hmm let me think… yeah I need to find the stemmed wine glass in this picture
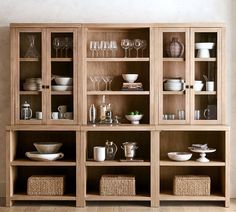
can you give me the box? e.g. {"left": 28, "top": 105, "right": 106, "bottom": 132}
{"left": 89, "top": 76, "right": 96, "bottom": 90}
{"left": 110, "top": 41, "right": 118, "bottom": 57}
{"left": 59, "top": 38, "right": 65, "bottom": 57}
{"left": 53, "top": 37, "right": 60, "bottom": 58}
{"left": 94, "top": 76, "right": 102, "bottom": 90}
{"left": 133, "top": 39, "right": 142, "bottom": 57}
{"left": 89, "top": 41, "right": 95, "bottom": 57}
{"left": 102, "top": 76, "right": 109, "bottom": 90}
{"left": 141, "top": 40, "right": 147, "bottom": 57}
{"left": 121, "top": 39, "right": 130, "bottom": 58}
{"left": 64, "top": 37, "right": 70, "bottom": 57}
{"left": 104, "top": 41, "right": 110, "bottom": 57}
{"left": 107, "top": 76, "right": 114, "bottom": 91}
{"left": 128, "top": 40, "right": 134, "bottom": 57}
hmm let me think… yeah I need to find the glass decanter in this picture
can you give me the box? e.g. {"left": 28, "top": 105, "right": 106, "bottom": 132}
{"left": 105, "top": 140, "right": 117, "bottom": 160}
{"left": 24, "top": 35, "right": 39, "bottom": 58}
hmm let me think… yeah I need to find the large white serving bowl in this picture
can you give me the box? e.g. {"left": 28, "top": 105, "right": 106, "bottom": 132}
{"left": 125, "top": 114, "right": 143, "bottom": 124}
{"left": 195, "top": 42, "right": 214, "bottom": 50}
{"left": 51, "top": 85, "right": 72, "bottom": 91}
{"left": 194, "top": 83, "right": 204, "bottom": 91}
{"left": 26, "top": 151, "right": 64, "bottom": 161}
{"left": 167, "top": 152, "right": 192, "bottom": 161}
{"left": 34, "top": 142, "right": 63, "bottom": 154}
{"left": 55, "top": 77, "right": 72, "bottom": 86}
{"left": 122, "top": 74, "right": 138, "bottom": 83}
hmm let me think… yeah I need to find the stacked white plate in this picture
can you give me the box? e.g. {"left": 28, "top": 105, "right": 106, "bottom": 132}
{"left": 23, "top": 78, "right": 42, "bottom": 91}
{"left": 164, "top": 79, "right": 183, "bottom": 91}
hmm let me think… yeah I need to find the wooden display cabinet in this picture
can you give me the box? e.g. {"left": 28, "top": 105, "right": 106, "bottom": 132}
{"left": 7, "top": 23, "right": 229, "bottom": 208}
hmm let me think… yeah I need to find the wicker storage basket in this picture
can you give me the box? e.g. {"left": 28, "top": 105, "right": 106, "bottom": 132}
{"left": 27, "top": 175, "right": 65, "bottom": 196}
{"left": 173, "top": 175, "right": 210, "bottom": 196}
{"left": 100, "top": 175, "right": 136, "bottom": 196}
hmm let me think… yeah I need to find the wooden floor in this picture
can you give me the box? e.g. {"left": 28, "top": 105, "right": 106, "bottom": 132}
{"left": 0, "top": 199, "right": 236, "bottom": 212}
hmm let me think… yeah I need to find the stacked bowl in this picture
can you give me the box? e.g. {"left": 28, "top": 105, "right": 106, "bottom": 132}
{"left": 23, "top": 78, "right": 42, "bottom": 91}
{"left": 52, "top": 77, "right": 73, "bottom": 91}
{"left": 164, "top": 79, "right": 183, "bottom": 91}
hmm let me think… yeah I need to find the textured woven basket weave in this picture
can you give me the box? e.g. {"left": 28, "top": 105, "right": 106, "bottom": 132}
{"left": 173, "top": 175, "right": 210, "bottom": 196}
{"left": 100, "top": 175, "right": 136, "bottom": 196}
{"left": 27, "top": 175, "right": 65, "bottom": 196}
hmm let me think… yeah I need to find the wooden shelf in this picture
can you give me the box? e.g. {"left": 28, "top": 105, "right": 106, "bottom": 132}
{"left": 20, "top": 58, "right": 39, "bottom": 62}
{"left": 160, "top": 192, "right": 225, "bottom": 201}
{"left": 86, "top": 160, "right": 150, "bottom": 166}
{"left": 163, "top": 58, "right": 185, "bottom": 62}
{"left": 51, "top": 58, "right": 73, "bottom": 62}
{"left": 194, "top": 58, "right": 216, "bottom": 62}
{"left": 11, "top": 159, "right": 76, "bottom": 166}
{"left": 11, "top": 193, "right": 76, "bottom": 201}
{"left": 51, "top": 91, "right": 73, "bottom": 95}
{"left": 85, "top": 58, "right": 150, "bottom": 62}
{"left": 195, "top": 91, "right": 217, "bottom": 95}
{"left": 163, "top": 91, "right": 185, "bottom": 95}
{"left": 87, "top": 91, "right": 150, "bottom": 95}
{"left": 160, "top": 160, "right": 225, "bottom": 167}
{"left": 86, "top": 193, "right": 150, "bottom": 201}
{"left": 20, "top": 91, "right": 41, "bottom": 95}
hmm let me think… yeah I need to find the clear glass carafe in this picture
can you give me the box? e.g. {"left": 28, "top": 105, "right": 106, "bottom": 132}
{"left": 105, "top": 140, "right": 117, "bottom": 160}
{"left": 24, "top": 35, "right": 39, "bottom": 58}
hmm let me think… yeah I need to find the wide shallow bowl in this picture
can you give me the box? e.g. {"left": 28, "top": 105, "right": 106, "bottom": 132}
{"left": 122, "top": 74, "right": 138, "bottom": 83}
{"left": 195, "top": 42, "right": 214, "bottom": 50}
{"left": 33, "top": 142, "right": 63, "bottom": 154}
{"left": 164, "top": 82, "right": 182, "bottom": 91}
{"left": 25, "top": 151, "right": 64, "bottom": 161}
{"left": 51, "top": 85, "right": 72, "bottom": 91}
{"left": 125, "top": 114, "right": 143, "bottom": 124}
{"left": 167, "top": 152, "right": 192, "bottom": 161}
{"left": 194, "top": 83, "right": 204, "bottom": 91}
{"left": 55, "top": 77, "right": 72, "bottom": 86}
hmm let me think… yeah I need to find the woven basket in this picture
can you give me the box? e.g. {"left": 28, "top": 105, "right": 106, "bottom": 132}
{"left": 100, "top": 175, "right": 135, "bottom": 196}
{"left": 27, "top": 175, "right": 65, "bottom": 196}
{"left": 173, "top": 175, "right": 210, "bottom": 196}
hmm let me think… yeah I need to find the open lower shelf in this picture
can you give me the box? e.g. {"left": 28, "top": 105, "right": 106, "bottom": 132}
{"left": 86, "top": 193, "right": 150, "bottom": 201}
{"left": 11, "top": 193, "right": 76, "bottom": 201}
{"left": 160, "top": 191, "right": 225, "bottom": 201}
{"left": 86, "top": 160, "right": 150, "bottom": 167}
{"left": 11, "top": 159, "right": 76, "bottom": 166}
{"left": 160, "top": 160, "right": 225, "bottom": 166}
{"left": 87, "top": 91, "right": 150, "bottom": 95}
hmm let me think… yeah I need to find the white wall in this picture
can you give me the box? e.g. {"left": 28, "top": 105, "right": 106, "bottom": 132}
{"left": 0, "top": 0, "right": 234, "bottom": 197}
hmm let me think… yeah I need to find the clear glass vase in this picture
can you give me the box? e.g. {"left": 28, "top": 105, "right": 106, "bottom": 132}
{"left": 24, "top": 35, "right": 39, "bottom": 58}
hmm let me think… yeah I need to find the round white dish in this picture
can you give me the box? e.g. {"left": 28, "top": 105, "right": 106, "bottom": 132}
{"left": 33, "top": 142, "right": 63, "bottom": 154}
{"left": 167, "top": 152, "right": 192, "bottom": 161}
{"left": 55, "top": 77, "right": 73, "bottom": 86}
{"left": 122, "top": 74, "right": 138, "bottom": 83}
{"left": 164, "top": 82, "right": 182, "bottom": 91}
{"left": 125, "top": 114, "right": 143, "bottom": 124}
{"left": 51, "top": 85, "right": 72, "bottom": 91}
{"left": 25, "top": 151, "right": 64, "bottom": 161}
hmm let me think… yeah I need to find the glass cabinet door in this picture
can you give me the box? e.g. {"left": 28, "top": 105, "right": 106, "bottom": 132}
{"left": 190, "top": 28, "right": 222, "bottom": 124}
{"left": 15, "top": 28, "right": 46, "bottom": 124}
{"left": 46, "top": 28, "right": 78, "bottom": 124}
{"left": 158, "top": 28, "right": 190, "bottom": 124}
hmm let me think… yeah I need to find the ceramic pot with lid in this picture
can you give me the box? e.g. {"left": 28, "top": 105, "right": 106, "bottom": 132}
{"left": 121, "top": 142, "right": 138, "bottom": 160}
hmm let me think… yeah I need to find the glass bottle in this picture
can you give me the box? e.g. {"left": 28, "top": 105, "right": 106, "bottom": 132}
{"left": 24, "top": 35, "right": 39, "bottom": 58}
{"left": 89, "top": 104, "right": 96, "bottom": 124}
{"left": 99, "top": 95, "right": 107, "bottom": 123}
{"left": 105, "top": 140, "right": 117, "bottom": 160}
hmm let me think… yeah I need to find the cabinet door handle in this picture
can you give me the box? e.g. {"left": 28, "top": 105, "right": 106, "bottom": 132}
{"left": 190, "top": 85, "right": 194, "bottom": 89}
{"left": 42, "top": 85, "right": 45, "bottom": 89}
{"left": 186, "top": 85, "right": 189, "bottom": 89}
{"left": 46, "top": 85, "right": 50, "bottom": 89}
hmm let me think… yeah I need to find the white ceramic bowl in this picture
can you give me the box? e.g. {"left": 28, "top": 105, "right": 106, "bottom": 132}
{"left": 125, "top": 114, "right": 143, "bottom": 124}
{"left": 51, "top": 85, "right": 72, "bottom": 91}
{"left": 164, "top": 82, "right": 182, "bottom": 91}
{"left": 166, "top": 79, "right": 181, "bottom": 83}
{"left": 122, "top": 74, "right": 138, "bottom": 83}
{"left": 34, "top": 142, "right": 63, "bottom": 154}
{"left": 194, "top": 83, "right": 204, "bottom": 91}
{"left": 26, "top": 151, "right": 64, "bottom": 161}
{"left": 55, "top": 77, "right": 73, "bottom": 86}
{"left": 167, "top": 152, "right": 192, "bottom": 161}
{"left": 195, "top": 42, "right": 214, "bottom": 50}
{"left": 195, "top": 80, "right": 203, "bottom": 84}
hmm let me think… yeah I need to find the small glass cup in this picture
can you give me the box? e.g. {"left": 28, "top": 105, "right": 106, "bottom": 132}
{"left": 195, "top": 110, "right": 201, "bottom": 120}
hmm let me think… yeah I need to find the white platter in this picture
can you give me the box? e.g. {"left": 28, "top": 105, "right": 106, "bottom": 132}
{"left": 25, "top": 151, "right": 64, "bottom": 161}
